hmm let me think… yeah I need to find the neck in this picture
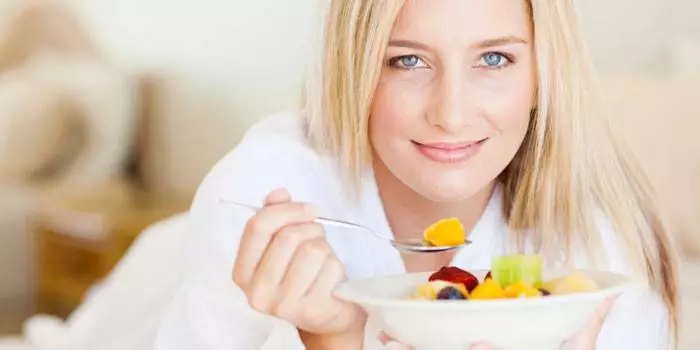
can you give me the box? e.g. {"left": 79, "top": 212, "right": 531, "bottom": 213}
{"left": 373, "top": 159, "right": 495, "bottom": 242}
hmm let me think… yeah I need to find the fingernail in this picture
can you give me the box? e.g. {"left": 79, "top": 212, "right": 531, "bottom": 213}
{"left": 264, "top": 188, "right": 289, "bottom": 205}
{"left": 377, "top": 331, "right": 390, "bottom": 344}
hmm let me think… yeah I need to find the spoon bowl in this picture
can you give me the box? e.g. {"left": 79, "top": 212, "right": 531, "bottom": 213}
{"left": 219, "top": 199, "right": 470, "bottom": 254}
{"left": 390, "top": 238, "right": 467, "bottom": 254}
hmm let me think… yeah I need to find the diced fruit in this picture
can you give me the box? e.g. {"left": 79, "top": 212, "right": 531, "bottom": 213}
{"left": 415, "top": 280, "right": 468, "bottom": 300}
{"left": 503, "top": 282, "right": 542, "bottom": 298}
{"left": 423, "top": 218, "right": 465, "bottom": 246}
{"left": 409, "top": 255, "right": 602, "bottom": 302}
{"left": 469, "top": 278, "right": 504, "bottom": 300}
{"left": 429, "top": 266, "right": 479, "bottom": 293}
{"left": 491, "top": 254, "right": 543, "bottom": 289}
{"left": 436, "top": 286, "right": 467, "bottom": 300}
{"left": 541, "top": 272, "right": 599, "bottom": 295}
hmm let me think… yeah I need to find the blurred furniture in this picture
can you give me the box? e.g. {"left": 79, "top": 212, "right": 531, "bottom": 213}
{"left": 34, "top": 189, "right": 186, "bottom": 318}
{"left": 0, "top": 213, "right": 189, "bottom": 350}
{"left": 0, "top": 0, "right": 138, "bottom": 314}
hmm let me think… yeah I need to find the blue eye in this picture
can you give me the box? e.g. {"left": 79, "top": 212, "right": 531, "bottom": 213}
{"left": 479, "top": 53, "right": 511, "bottom": 68}
{"left": 390, "top": 55, "right": 428, "bottom": 70}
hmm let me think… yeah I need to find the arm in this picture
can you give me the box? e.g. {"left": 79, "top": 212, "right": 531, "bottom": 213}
{"left": 154, "top": 172, "right": 279, "bottom": 349}
{"left": 154, "top": 128, "right": 317, "bottom": 350}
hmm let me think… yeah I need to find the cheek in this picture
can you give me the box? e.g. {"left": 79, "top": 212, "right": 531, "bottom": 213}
{"left": 369, "top": 76, "right": 431, "bottom": 146}
{"left": 470, "top": 70, "right": 535, "bottom": 173}
{"left": 478, "top": 71, "right": 535, "bottom": 137}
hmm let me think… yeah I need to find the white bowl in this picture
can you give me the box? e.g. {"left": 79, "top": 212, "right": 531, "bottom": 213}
{"left": 336, "top": 269, "right": 632, "bottom": 350}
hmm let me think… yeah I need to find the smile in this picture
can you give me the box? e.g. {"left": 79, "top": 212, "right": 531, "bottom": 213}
{"left": 412, "top": 138, "right": 488, "bottom": 164}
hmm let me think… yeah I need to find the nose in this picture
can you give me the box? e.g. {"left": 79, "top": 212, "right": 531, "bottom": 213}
{"left": 426, "top": 70, "right": 471, "bottom": 134}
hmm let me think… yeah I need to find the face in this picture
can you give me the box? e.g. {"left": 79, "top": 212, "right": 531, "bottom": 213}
{"left": 370, "top": 0, "right": 536, "bottom": 202}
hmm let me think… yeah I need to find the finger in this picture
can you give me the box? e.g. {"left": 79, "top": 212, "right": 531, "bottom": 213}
{"left": 278, "top": 234, "right": 330, "bottom": 301}
{"left": 305, "top": 256, "right": 357, "bottom": 331}
{"left": 306, "top": 255, "right": 346, "bottom": 301}
{"left": 584, "top": 295, "right": 619, "bottom": 335}
{"left": 273, "top": 237, "right": 329, "bottom": 320}
{"left": 378, "top": 332, "right": 391, "bottom": 345}
{"left": 246, "top": 224, "right": 324, "bottom": 313}
{"left": 264, "top": 188, "right": 291, "bottom": 206}
{"left": 233, "top": 202, "right": 316, "bottom": 289}
{"left": 563, "top": 295, "right": 619, "bottom": 349}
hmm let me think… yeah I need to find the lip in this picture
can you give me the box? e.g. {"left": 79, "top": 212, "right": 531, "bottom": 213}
{"left": 413, "top": 138, "right": 488, "bottom": 164}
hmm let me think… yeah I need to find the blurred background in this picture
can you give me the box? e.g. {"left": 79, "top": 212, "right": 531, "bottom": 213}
{"left": 0, "top": 0, "right": 698, "bottom": 349}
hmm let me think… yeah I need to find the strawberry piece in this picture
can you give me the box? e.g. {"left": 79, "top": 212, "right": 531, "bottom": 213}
{"left": 429, "top": 266, "right": 479, "bottom": 293}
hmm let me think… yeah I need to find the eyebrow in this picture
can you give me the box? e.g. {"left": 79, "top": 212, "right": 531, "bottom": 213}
{"left": 388, "top": 36, "right": 528, "bottom": 51}
{"left": 387, "top": 39, "right": 431, "bottom": 51}
{"left": 473, "top": 36, "right": 528, "bottom": 49}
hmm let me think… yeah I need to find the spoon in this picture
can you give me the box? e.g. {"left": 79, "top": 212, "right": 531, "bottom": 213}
{"left": 219, "top": 199, "right": 470, "bottom": 254}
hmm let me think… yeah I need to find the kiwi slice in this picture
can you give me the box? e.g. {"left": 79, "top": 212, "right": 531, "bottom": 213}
{"left": 491, "top": 254, "right": 543, "bottom": 289}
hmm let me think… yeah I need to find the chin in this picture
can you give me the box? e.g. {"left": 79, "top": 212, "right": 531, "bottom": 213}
{"left": 408, "top": 175, "right": 487, "bottom": 203}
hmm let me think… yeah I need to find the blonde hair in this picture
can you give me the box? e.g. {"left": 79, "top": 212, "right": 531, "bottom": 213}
{"left": 304, "top": 0, "right": 680, "bottom": 345}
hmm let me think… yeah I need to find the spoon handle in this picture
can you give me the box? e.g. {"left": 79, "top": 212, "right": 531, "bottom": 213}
{"left": 219, "top": 199, "right": 385, "bottom": 240}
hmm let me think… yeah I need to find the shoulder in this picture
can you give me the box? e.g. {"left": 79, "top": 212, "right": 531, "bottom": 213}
{"left": 563, "top": 212, "right": 630, "bottom": 275}
{"left": 179, "top": 111, "right": 344, "bottom": 267}
{"left": 217, "top": 111, "right": 316, "bottom": 175}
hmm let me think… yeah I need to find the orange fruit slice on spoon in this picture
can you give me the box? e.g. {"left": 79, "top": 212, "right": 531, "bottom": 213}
{"left": 423, "top": 218, "right": 465, "bottom": 246}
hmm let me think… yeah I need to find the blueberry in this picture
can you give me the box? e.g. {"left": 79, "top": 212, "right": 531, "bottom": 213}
{"left": 436, "top": 286, "right": 466, "bottom": 300}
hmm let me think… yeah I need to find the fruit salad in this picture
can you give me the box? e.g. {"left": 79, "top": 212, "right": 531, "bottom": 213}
{"left": 423, "top": 218, "right": 465, "bottom": 246}
{"left": 411, "top": 254, "right": 600, "bottom": 301}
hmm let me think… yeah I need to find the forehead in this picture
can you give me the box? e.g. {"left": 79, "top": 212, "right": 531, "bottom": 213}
{"left": 391, "top": 0, "right": 532, "bottom": 41}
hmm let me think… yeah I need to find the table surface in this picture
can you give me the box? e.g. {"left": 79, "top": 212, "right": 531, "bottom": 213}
{"left": 33, "top": 190, "right": 189, "bottom": 318}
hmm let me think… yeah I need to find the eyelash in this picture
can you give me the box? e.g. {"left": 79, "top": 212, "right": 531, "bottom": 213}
{"left": 388, "top": 55, "right": 428, "bottom": 70}
{"left": 477, "top": 52, "right": 515, "bottom": 70}
{"left": 387, "top": 52, "right": 515, "bottom": 71}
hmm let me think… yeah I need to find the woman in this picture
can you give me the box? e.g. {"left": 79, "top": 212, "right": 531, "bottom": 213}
{"left": 155, "top": 0, "right": 679, "bottom": 349}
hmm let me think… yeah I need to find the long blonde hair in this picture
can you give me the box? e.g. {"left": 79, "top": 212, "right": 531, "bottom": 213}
{"left": 304, "top": 0, "right": 680, "bottom": 344}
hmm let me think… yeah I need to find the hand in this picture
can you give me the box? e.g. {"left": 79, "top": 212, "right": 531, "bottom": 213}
{"left": 233, "top": 188, "right": 366, "bottom": 345}
{"left": 559, "top": 295, "right": 618, "bottom": 350}
{"left": 378, "top": 295, "right": 619, "bottom": 350}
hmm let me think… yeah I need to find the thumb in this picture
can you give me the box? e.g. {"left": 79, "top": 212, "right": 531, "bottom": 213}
{"left": 584, "top": 295, "right": 619, "bottom": 335}
{"left": 563, "top": 295, "right": 619, "bottom": 349}
{"left": 263, "top": 187, "right": 291, "bottom": 206}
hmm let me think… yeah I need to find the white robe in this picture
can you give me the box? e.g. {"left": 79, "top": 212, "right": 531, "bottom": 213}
{"left": 155, "top": 112, "right": 670, "bottom": 350}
